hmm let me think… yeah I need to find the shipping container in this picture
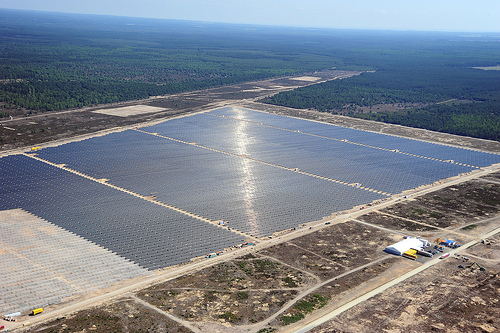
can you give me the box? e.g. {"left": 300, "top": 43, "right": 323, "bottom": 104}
{"left": 31, "top": 308, "right": 43, "bottom": 315}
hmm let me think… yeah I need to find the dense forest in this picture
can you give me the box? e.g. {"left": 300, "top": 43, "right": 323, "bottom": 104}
{"left": 0, "top": 10, "right": 344, "bottom": 112}
{"left": 261, "top": 39, "right": 500, "bottom": 141}
{"left": 2, "top": 10, "right": 500, "bottom": 141}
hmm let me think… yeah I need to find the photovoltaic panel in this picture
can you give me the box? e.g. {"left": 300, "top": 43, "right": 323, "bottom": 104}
{"left": 0, "top": 154, "right": 246, "bottom": 269}
{"left": 32, "top": 130, "right": 388, "bottom": 237}
{"left": 144, "top": 112, "right": 475, "bottom": 194}
{"left": 208, "top": 107, "right": 500, "bottom": 167}
{"left": 9, "top": 108, "right": 498, "bottom": 262}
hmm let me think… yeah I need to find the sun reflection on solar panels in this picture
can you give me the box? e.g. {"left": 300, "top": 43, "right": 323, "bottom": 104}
{"left": 233, "top": 109, "right": 260, "bottom": 236}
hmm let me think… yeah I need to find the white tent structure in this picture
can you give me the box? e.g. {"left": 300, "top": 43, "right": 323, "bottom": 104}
{"left": 384, "top": 237, "right": 425, "bottom": 256}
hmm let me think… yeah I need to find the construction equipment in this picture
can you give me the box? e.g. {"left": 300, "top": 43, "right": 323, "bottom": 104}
{"left": 467, "top": 262, "right": 486, "bottom": 271}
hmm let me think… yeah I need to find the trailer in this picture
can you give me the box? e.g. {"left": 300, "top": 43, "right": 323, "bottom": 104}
{"left": 31, "top": 308, "right": 43, "bottom": 315}
{"left": 403, "top": 249, "right": 418, "bottom": 260}
{"left": 416, "top": 249, "right": 433, "bottom": 257}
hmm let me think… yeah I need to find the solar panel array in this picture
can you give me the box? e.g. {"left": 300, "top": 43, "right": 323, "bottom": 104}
{"left": 0, "top": 209, "right": 148, "bottom": 314}
{"left": 32, "top": 130, "right": 386, "bottom": 237}
{"left": 143, "top": 111, "right": 477, "bottom": 194}
{"left": 3, "top": 106, "right": 499, "bottom": 271}
{"left": 0, "top": 155, "right": 246, "bottom": 270}
{"left": 208, "top": 107, "right": 500, "bottom": 168}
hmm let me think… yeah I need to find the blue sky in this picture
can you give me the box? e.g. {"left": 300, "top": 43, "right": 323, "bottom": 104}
{"left": 1, "top": 0, "right": 499, "bottom": 32}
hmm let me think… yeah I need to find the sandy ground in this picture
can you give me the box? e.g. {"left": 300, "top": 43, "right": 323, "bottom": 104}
{"left": 289, "top": 77, "right": 322, "bottom": 82}
{"left": 92, "top": 105, "right": 166, "bottom": 117}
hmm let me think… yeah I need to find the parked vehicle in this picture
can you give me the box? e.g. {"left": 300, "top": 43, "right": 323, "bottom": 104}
{"left": 31, "top": 308, "right": 43, "bottom": 315}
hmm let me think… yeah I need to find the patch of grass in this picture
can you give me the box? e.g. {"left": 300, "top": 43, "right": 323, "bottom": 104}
{"left": 241, "top": 253, "right": 256, "bottom": 259}
{"left": 281, "top": 312, "right": 304, "bottom": 325}
{"left": 281, "top": 294, "right": 329, "bottom": 325}
{"left": 430, "top": 211, "right": 444, "bottom": 218}
{"left": 204, "top": 291, "right": 217, "bottom": 302}
{"left": 295, "top": 294, "right": 328, "bottom": 313}
{"left": 282, "top": 277, "right": 298, "bottom": 288}
{"left": 237, "top": 291, "right": 249, "bottom": 300}
{"left": 412, "top": 208, "right": 425, "bottom": 215}
{"left": 219, "top": 312, "right": 239, "bottom": 323}
{"left": 254, "top": 259, "right": 276, "bottom": 272}
{"left": 462, "top": 224, "right": 477, "bottom": 230}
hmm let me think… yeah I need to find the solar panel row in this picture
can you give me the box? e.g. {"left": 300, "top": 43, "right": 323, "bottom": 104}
{"left": 208, "top": 107, "right": 500, "bottom": 168}
{"left": 4, "top": 106, "right": 499, "bottom": 270}
{"left": 0, "top": 209, "right": 148, "bottom": 314}
{"left": 32, "top": 130, "right": 387, "bottom": 237}
{"left": 142, "top": 111, "right": 476, "bottom": 194}
{"left": 0, "top": 155, "right": 246, "bottom": 269}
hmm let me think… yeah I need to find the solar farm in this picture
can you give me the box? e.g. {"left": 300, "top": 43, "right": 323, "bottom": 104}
{"left": 2, "top": 106, "right": 500, "bottom": 317}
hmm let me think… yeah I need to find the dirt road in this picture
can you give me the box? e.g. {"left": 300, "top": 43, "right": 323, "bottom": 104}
{"left": 289, "top": 225, "right": 500, "bottom": 333}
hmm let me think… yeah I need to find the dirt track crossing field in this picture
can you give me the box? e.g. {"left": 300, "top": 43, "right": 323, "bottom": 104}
{"left": 3, "top": 70, "right": 500, "bottom": 333}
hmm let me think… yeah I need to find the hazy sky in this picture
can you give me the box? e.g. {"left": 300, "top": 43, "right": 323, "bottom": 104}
{"left": 1, "top": 0, "right": 499, "bottom": 32}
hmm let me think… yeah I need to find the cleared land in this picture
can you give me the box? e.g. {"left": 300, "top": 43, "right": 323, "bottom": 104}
{"left": 92, "top": 105, "right": 166, "bottom": 117}
{"left": 18, "top": 176, "right": 500, "bottom": 333}
{"left": 289, "top": 77, "right": 322, "bottom": 82}
{"left": 311, "top": 255, "right": 499, "bottom": 333}
{"left": 473, "top": 65, "right": 500, "bottom": 71}
{"left": 0, "top": 69, "right": 353, "bottom": 151}
{"left": 2, "top": 73, "right": 500, "bottom": 333}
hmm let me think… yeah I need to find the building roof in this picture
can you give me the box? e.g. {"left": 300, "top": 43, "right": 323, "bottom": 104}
{"left": 384, "top": 238, "right": 424, "bottom": 256}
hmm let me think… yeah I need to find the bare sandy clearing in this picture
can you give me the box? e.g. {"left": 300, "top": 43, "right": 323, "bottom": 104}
{"left": 92, "top": 105, "right": 166, "bottom": 117}
{"left": 289, "top": 76, "right": 321, "bottom": 82}
{"left": 473, "top": 65, "right": 500, "bottom": 71}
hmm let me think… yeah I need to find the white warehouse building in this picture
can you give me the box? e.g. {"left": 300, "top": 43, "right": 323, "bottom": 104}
{"left": 384, "top": 237, "right": 425, "bottom": 256}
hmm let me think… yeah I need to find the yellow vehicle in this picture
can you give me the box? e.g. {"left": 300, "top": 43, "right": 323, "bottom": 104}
{"left": 403, "top": 249, "right": 417, "bottom": 260}
{"left": 31, "top": 308, "right": 43, "bottom": 315}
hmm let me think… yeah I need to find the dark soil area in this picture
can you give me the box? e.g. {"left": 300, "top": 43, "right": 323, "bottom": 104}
{"left": 380, "top": 203, "right": 459, "bottom": 229}
{"left": 260, "top": 242, "right": 347, "bottom": 281}
{"left": 312, "top": 261, "right": 500, "bottom": 333}
{"left": 379, "top": 180, "right": 500, "bottom": 229}
{"left": 359, "top": 212, "right": 439, "bottom": 232}
{"left": 135, "top": 255, "right": 309, "bottom": 325}
{"left": 290, "top": 222, "right": 395, "bottom": 268}
{"left": 482, "top": 171, "right": 500, "bottom": 180}
{"left": 28, "top": 299, "right": 191, "bottom": 333}
{"left": 138, "top": 288, "right": 297, "bottom": 325}
{"left": 260, "top": 222, "right": 396, "bottom": 281}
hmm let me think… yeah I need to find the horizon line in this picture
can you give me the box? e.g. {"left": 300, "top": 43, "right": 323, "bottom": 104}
{"left": 2, "top": 7, "right": 500, "bottom": 35}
